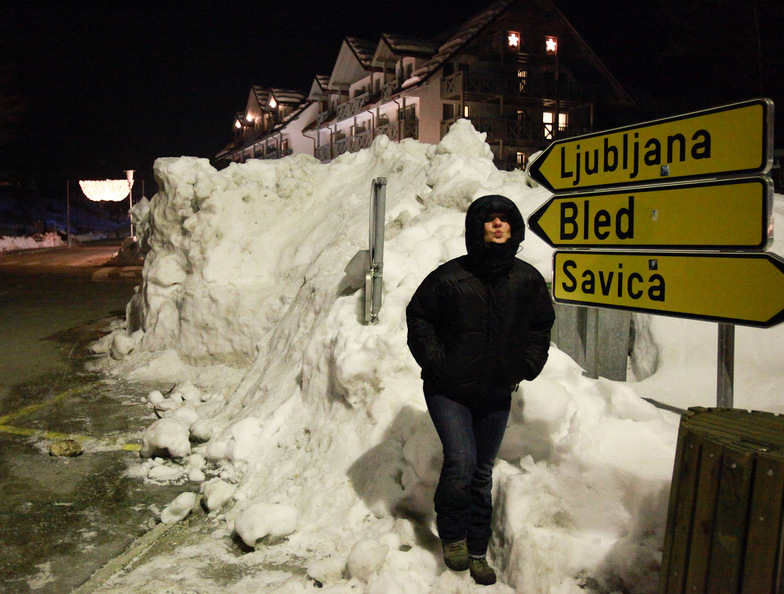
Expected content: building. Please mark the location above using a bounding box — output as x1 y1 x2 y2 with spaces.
216 0 633 170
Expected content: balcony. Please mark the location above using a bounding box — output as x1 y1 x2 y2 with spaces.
335 92 370 122
314 118 418 162
440 71 582 104
441 116 540 145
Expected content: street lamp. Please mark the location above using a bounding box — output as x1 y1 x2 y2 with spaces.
124 169 135 238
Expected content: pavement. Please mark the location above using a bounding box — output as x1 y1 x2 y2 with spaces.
0 244 200 593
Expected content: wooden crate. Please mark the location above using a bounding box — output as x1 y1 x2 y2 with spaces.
660 408 784 593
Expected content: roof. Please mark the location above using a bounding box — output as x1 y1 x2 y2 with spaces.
380 33 440 58
404 0 515 89
401 0 632 107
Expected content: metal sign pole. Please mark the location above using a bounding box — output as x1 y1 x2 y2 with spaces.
66 180 71 247
365 178 387 324
717 323 735 408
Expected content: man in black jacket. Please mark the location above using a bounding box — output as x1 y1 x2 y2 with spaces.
406 194 555 585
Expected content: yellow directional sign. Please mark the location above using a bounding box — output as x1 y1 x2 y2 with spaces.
553 251 784 327
528 98 774 192
528 176 772 249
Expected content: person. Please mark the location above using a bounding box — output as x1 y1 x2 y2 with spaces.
406 194 555 585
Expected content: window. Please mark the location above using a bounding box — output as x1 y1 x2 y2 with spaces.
507 31 522 52
543 112 554 140
463 105 470 118
399 104 416 121
517 69 528 94
558 112 568 132
517 152 527 168
543 111 568 139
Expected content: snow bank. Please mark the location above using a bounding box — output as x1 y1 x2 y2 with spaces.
0 232 63 252
94 120 784 593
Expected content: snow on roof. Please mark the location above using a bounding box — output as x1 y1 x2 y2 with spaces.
380 33 440 57
344 37 377 68
404 0 515 89
270 89 306 105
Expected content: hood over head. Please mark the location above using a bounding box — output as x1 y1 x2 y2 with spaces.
464 194 525 278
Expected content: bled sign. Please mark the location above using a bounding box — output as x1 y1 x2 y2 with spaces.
552 251 784 327
528 98 774 193
527 176 773 249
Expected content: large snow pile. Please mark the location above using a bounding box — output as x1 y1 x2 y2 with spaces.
92 120 784 593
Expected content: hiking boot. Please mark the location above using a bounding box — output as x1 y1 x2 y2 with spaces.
442 539 469 571
469 556 497 585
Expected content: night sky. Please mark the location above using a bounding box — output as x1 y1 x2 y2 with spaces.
2 0 782 195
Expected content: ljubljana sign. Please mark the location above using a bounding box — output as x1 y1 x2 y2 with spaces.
527 98 774 193
528 176 773 249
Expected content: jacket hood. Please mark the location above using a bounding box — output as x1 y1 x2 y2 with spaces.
465 194 525 255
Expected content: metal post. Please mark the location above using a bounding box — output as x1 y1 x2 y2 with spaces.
717 323 735 408
365 178 387 324
66 180 71 247
585 307 599 379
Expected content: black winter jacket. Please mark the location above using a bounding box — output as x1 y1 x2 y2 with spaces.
406 195 555 400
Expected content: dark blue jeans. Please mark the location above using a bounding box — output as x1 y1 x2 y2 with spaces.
424 383 511 557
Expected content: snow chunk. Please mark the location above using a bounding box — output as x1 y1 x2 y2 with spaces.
160 492 198 523
347 539 389 582
140 417 191 458
233 502 297 548
201 478 235 512
307 556 347 585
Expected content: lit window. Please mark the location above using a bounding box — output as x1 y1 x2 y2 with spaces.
517 69 528 93
545 36 558 56
270 97 277 109
543 112 554 140
235 120 242 129
507 31 521 50
517 152 527 167
543 111 568 139
246 114 253 122
464 105 470 118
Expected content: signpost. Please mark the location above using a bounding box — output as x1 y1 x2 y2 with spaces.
527 97 777 407
528 176 772 249
528 98 773 193
552 251 784 328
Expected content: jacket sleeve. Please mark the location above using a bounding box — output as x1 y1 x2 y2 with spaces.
406 273 443 379
523 276 556 381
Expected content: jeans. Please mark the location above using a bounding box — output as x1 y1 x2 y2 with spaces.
424 384 511 557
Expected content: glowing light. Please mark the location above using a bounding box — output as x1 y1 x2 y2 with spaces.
246 114 253 122
235 120 242 129
269 97 277 109
79 179 133 202
507 31 521 48
545 36 558 55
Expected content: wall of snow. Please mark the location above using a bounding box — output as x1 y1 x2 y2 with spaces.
106 120 768 592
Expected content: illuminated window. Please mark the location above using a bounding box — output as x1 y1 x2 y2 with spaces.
235 120 242 129
543 112 554 140
517 69 528 93
545 36 558 56
246 114 253 122
270 97 277 109
507 31 521 51
543 111 568 139
517 152 527 168
463 105 470 118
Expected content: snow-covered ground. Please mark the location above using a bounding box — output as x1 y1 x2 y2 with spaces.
86 120 784 593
